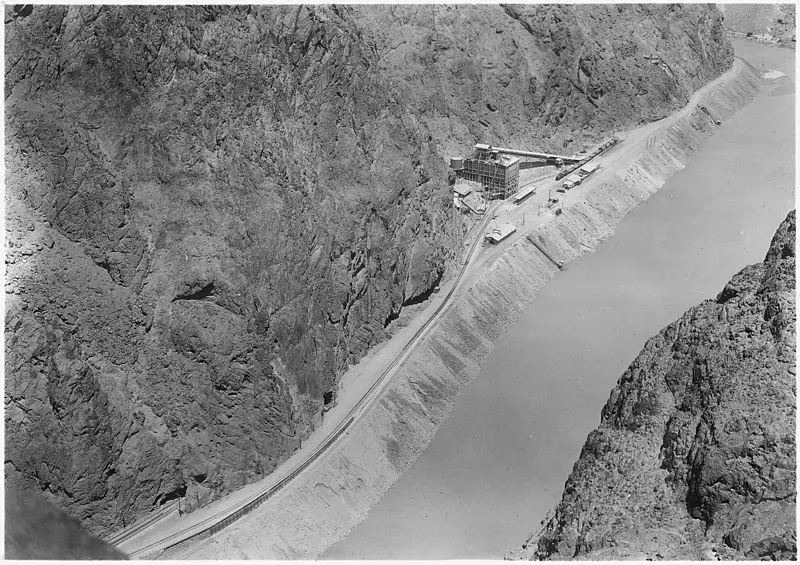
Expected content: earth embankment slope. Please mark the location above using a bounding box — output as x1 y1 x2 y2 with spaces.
5 4 732 536
186 52 766 561
514 211 796 561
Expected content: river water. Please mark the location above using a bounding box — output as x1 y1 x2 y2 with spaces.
325 40 795 559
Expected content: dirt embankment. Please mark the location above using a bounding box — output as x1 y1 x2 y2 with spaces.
181 52 767 561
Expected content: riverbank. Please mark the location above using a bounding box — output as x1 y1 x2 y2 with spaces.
180 56 767 560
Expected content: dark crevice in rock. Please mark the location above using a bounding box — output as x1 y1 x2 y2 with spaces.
96 258 113 278
173 282 215 302
383 306 400 328
155 483 186 508
402 268 444 308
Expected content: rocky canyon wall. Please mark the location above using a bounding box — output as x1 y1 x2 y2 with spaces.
5 4 733 535
516 211 795 560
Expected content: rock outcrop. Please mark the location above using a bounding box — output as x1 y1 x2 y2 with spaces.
5 4 733 535
515 211 796 560
718 4 796 47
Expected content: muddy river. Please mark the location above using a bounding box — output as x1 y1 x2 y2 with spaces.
325 40 795 559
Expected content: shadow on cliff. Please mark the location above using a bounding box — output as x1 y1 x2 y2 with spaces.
5 487 127 559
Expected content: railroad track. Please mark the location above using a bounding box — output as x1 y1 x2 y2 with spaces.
103 500 178 546
118 203 502 559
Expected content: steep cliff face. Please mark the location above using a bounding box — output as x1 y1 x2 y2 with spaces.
5 4 733 535
718 4 796 46
347 4 733 155
516 211 796 561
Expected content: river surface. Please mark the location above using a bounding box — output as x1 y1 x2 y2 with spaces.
325 40 795 559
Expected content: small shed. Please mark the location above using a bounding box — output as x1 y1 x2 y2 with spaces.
454 183 473 198
462 192 487 214
485 222 517 244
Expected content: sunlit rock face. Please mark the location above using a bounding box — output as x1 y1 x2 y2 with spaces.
517 212 796 561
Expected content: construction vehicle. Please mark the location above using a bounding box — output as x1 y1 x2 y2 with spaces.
699 105 722 125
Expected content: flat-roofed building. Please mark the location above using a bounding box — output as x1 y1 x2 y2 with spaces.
579 162 600 176
513 183 537 204
485 222 517 244
462 191 487 214
454 183 472 198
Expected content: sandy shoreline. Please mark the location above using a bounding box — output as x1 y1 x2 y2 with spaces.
159 56 765 560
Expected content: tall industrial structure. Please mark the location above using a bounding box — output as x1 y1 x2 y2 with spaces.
450 141 605 201
450 144 521 200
